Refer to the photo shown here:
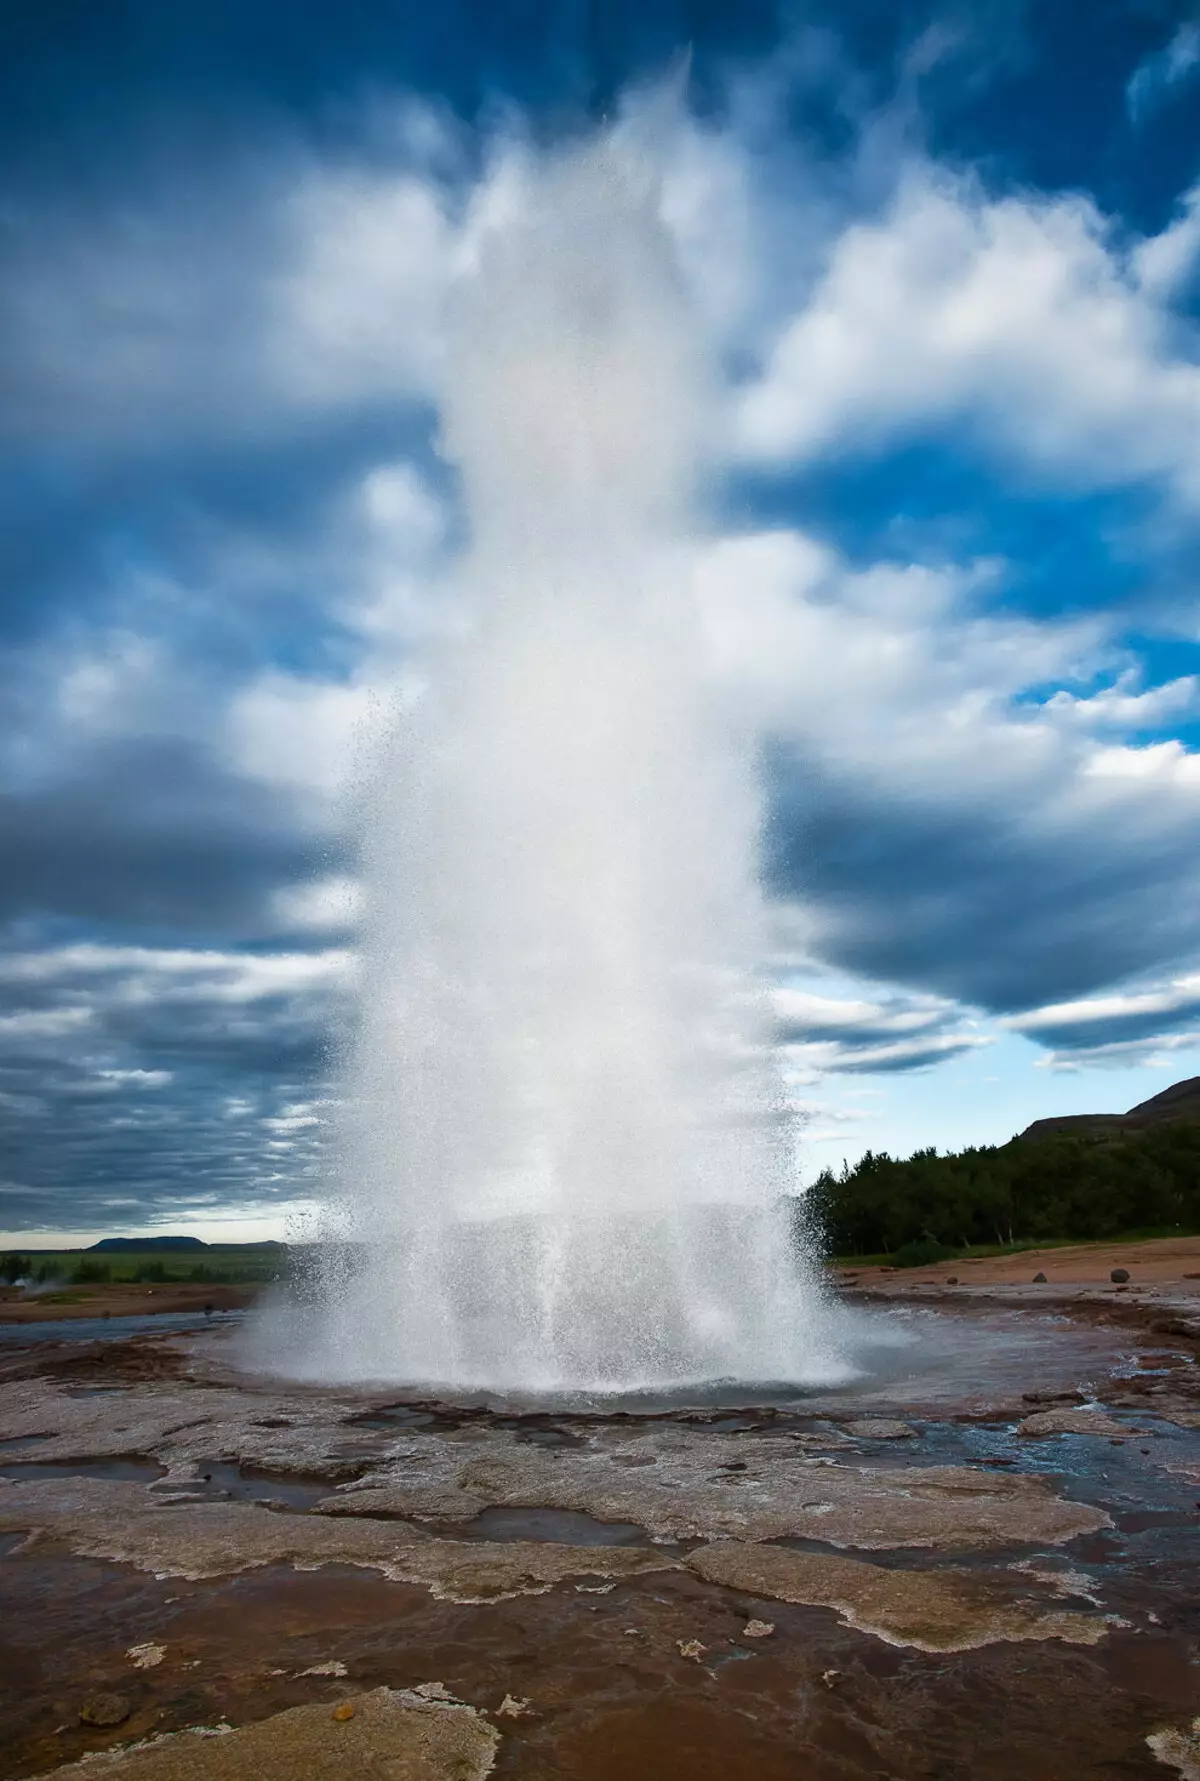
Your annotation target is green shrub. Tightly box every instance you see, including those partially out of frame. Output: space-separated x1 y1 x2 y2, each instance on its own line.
892 1238 957 1269
70 1259 111 1285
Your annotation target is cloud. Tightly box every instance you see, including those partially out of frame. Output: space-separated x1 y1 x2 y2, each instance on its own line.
1003 972 1200 1060
0 942 351 1231
697 526 1200 1012
0 105 469 454
771 981 987 1076
1127 23 1200 123
736 165 1200 511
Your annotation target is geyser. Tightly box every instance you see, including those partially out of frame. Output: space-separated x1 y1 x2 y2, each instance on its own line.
278 132 851 1394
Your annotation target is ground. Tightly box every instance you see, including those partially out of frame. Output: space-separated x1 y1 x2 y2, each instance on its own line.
1 1245 1198 1780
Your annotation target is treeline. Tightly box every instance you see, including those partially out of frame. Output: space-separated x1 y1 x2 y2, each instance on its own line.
806 1123 1200 1260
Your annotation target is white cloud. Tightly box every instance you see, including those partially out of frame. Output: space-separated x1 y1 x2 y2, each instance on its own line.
1041 671 1200 729
224 672 376 805
737 166 1200 509
1127 23 1200 123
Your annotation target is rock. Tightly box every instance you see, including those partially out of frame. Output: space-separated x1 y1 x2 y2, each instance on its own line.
330 1703 355 1722
843 1419 916 1440
1147 1715 1200 1780
1111 1268 1131 1283
1017 1408 1127 1438
1032 1272 1048 1283
687 1544 1108 1653
496 1695 532 1718
821 1670 842 1688
676 1639 707 1661
126 1642 165 1669
945 1277 958 1285
741 1619 775 1639
79 1692 131 1727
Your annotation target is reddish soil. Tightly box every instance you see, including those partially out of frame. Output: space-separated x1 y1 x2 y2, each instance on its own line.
0 1284 259 1322
837 1233 1200 1291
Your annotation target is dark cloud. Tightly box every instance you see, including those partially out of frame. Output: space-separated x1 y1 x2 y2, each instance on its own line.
766 748 1200 1016
0 738 322 940
0 939 346 1231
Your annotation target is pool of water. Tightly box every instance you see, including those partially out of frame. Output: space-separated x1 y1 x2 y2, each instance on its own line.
352 1306 1165 1416
0 1310 244 1346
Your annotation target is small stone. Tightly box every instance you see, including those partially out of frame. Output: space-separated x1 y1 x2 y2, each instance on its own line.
331 1702 355 1722
1111 1268 1131 1284
297 1660 347 1678
496 1695 532 1718
742 1619 775 1639
945 1277 958 1285
412 1682 454 1701
677 1639 707 1661
126 1642 165 1669
1032 1272 1048 1284
821 1670 841 1689
80 1692 131 1728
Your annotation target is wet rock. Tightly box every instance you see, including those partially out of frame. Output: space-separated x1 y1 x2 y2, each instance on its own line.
1147 1715 1200 1779
686 1543 1109 1653
1032 1273 1048 1284
50 1688 499 1779
1111 1268 1131 1284
741 1619 775 1639
0 1476 681 1595
676 1639 707 1661
79 1691 131 1727
1017 1409 1128 1438
495 1695 531 1718
841 1419 916 1441
312 1427 1105 1549
127 1641 165 1669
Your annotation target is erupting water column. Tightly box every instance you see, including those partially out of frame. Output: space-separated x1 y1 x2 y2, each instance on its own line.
285 135 850 1394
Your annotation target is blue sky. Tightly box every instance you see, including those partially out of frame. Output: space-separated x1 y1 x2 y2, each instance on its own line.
3 0 1200 1242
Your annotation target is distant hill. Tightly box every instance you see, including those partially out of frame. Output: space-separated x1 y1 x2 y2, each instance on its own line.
88 1235 209 1252
1020 1075 1200 1142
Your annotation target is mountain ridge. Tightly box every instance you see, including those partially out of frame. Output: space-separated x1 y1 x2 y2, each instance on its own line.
1020 1075 1200 1142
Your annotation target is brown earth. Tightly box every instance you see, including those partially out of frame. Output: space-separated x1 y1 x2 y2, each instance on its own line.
0 1285 259 1323
837 1233 1200 1291
1 1303 1198 1780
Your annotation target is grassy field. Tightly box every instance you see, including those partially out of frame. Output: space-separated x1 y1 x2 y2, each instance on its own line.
5 1244 285 1287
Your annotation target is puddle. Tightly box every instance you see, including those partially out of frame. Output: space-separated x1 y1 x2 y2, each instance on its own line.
0 1311 244 1346
0 1458 165 1484
454 1505 654 1545
182 1462 331 1511
344 1405 438 1431
0 1435 51 1452
495 1420 588 1449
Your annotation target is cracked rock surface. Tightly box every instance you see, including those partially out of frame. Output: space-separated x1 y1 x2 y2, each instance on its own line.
40 1688 500 1781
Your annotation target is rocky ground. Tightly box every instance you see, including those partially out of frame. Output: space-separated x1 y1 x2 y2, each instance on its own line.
0 1286 258 1324
0 1279 1197 1781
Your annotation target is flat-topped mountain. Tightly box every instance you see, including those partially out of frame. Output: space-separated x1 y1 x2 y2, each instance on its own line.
1020 1076 1200 1142
88 1235 209 1252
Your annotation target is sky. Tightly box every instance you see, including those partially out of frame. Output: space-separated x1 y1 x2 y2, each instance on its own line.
3 0 1200 1244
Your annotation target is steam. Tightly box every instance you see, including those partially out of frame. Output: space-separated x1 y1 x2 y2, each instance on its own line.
266 129 851 1394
